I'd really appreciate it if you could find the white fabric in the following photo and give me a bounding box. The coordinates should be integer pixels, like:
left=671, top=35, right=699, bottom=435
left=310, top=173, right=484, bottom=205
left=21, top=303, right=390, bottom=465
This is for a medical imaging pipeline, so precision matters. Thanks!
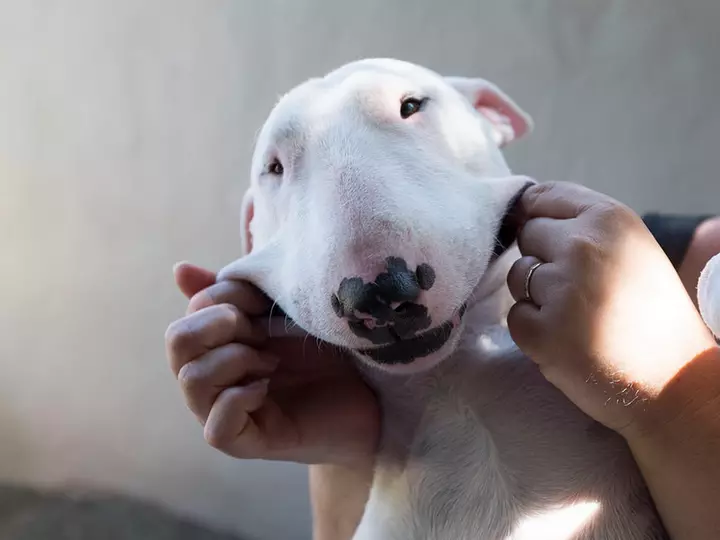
left=699, top=255, right=720, bottom=338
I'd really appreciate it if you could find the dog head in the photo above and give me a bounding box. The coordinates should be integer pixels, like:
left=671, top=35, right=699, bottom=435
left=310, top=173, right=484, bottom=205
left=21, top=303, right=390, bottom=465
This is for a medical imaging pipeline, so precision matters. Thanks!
left=218, top=58, right=535, bottom=373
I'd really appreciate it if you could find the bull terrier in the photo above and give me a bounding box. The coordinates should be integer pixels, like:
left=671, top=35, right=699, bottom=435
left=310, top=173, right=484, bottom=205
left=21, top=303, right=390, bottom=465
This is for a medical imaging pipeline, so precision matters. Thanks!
left=217, top=58, right=668, bottom=540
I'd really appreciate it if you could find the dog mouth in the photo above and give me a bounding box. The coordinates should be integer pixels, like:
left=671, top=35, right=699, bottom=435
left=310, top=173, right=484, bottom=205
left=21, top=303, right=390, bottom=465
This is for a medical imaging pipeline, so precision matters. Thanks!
left=356, top=303, right=467, bottom=365
left=263, top=181, right=532, bottom=365
left=356, top=182, right=531, bottom=366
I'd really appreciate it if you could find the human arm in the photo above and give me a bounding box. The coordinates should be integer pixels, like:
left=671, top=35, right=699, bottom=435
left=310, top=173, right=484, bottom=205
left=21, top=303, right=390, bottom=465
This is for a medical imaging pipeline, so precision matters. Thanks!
left=307, top=205, right=720, bottom=540
left=166, top=263, right=379, bottom=540
left=642, top=213, right=720, bottom=309
left=506, top=182, right=720, bottom=539
left=306, top=201, right=720, bottom=540
left=309, top=463, right=374, bottom=540
left=623, top=345, right=720, bottom=540
left=631, top=219, right=720, bottom=538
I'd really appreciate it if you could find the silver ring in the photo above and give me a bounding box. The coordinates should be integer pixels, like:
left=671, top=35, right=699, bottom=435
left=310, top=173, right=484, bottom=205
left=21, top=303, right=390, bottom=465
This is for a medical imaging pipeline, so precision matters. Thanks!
left=523, top=261, right=544, bottom=304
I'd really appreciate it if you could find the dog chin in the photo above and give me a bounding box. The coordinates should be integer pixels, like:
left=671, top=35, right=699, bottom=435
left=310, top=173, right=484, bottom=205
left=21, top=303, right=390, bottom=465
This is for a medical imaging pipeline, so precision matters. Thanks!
left=351, top=303, right=467, bottom=373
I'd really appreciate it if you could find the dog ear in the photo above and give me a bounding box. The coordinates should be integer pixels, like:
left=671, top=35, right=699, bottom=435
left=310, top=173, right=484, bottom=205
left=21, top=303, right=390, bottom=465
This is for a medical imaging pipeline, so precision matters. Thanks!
left=239, top=188, right=255, bottom=256
left=445, top=76, right=533, bottom=147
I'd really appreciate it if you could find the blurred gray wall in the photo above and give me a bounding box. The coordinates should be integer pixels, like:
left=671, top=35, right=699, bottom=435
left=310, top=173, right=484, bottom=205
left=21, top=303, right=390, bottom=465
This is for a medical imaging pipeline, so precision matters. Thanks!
left=0, top=1, right=718, bottom=539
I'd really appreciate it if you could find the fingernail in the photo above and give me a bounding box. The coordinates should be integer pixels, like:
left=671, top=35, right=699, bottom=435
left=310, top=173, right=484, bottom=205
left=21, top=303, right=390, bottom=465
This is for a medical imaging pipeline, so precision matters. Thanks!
left=173, top=261, right=188, bottom=273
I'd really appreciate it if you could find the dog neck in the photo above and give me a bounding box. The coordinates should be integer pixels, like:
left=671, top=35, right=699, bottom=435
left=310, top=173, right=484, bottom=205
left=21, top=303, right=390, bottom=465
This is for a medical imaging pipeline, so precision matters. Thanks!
left=465, top=244, right=520, bottom=329
left=352, top=245, right=522, bottom=466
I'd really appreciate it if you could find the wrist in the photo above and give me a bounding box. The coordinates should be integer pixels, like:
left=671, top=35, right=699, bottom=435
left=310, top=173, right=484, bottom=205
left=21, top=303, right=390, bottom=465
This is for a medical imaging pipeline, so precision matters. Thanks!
left=328, top=449, right=377, bottom=469
left=620, top=345, right=720, bottom=448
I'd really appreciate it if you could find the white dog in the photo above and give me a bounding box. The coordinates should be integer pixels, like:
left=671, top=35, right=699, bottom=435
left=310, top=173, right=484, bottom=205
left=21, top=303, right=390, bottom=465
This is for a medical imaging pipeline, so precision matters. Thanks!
left=218, top=59, right=668, bottom=539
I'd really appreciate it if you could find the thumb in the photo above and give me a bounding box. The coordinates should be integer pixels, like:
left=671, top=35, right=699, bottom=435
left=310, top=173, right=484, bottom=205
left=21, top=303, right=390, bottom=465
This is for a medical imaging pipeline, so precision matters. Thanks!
left=174, top=261, right=217, bottom=299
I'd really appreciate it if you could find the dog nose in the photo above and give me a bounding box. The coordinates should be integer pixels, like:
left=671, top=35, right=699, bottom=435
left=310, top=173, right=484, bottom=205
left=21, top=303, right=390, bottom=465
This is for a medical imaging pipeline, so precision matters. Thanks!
left=331, top=257, right=436, bottom=345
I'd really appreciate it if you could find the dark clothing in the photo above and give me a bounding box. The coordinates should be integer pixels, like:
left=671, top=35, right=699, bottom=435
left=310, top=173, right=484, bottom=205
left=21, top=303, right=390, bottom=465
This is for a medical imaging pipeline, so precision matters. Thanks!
left=642, top=213, right=713, bottom=270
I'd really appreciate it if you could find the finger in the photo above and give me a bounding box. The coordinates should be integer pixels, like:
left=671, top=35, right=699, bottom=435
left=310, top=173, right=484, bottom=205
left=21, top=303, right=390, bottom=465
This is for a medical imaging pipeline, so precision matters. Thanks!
left=507, top=257, right=557, bottom=306
left=204, top=382, right=270, bottom=457
left=174, top=262, right=216, bottom=299
left=177, top=343, right=279, bottom=422
left=516, top=216, right=573, bottom=262
left=506, top=300, right=545, bottom=362
left=187, top=279, right=272, bottom=316
left=519, top=181, right=613, bottom=221
left=166, top=304, right=266, bottom=375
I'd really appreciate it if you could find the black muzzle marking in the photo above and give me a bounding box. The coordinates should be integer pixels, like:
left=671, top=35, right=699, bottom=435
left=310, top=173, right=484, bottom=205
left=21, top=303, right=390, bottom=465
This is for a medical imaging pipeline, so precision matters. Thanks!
left=357, top=301, right=468, bottom=365
left=266, top=182, right=533, bottom=366
left=331, top=257, right=435, bottom=346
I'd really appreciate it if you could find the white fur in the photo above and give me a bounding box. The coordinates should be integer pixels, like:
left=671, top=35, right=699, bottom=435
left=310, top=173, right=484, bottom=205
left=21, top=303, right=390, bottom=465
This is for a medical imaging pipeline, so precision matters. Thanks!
left=698, top=254, right=720, bottom=338
left=219, top=59, right=667, bottom=539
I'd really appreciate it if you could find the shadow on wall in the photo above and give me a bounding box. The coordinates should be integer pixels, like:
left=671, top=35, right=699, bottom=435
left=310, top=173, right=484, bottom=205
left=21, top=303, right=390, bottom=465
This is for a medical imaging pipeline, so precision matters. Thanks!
left=0, top=398, right=246, bottom=539
left=0, top=401, right=33, bottom=483
left=0, top=483, right=245, bottom=540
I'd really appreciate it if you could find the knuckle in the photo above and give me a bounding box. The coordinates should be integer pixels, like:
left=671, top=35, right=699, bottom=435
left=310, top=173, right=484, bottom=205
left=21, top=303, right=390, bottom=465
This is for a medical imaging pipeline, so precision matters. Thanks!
left=567, top=234, right=604, bottom=266
left=204, top=424, right=230, bottom=451
left=187, top=289, right=212, bottom=313
left=216, top=302, right=241, bottom=327
left=203, top=280, right=268, bottom=314
left=177, top=362, right=203, bottom=395
left=552, top=280, right=579, bottom=307
left=165, top=318, right=194, bottom=358
left=517, top=220, right=537, bottom=249
left=529, top=180, right=557, bottom=198
left=234, top=340, right=258, bottom=357
left=594, top=201, right=636, bottom=229
left=231, top=343, right=265, bottom=370
left=506, top=303, right=522, bottom=330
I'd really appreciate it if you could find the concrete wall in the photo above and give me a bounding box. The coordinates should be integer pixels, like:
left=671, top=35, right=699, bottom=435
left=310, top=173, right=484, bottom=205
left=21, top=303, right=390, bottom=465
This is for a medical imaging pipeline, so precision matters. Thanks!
left=0, top=1, right=718, bottom=539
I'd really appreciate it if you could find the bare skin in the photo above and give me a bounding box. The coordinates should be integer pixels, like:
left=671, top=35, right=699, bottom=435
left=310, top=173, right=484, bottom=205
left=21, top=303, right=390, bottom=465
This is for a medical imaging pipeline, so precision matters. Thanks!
left=168, top=264, right=376, bottom=540
left=506, top=182, right=720, bottom=539
left=166, top=183, right=720, bottom=540
left=506, top=182, right=716, bottom=435
left=166, top=265, right=379, bottom=467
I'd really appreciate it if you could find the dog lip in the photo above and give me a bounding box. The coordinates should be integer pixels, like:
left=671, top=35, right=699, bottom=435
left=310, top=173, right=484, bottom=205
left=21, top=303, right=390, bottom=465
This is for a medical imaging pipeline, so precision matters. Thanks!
left=357, top=321, right=454, bottom=365
left=356, top=303, right=467, bottom=365
left=490, top=180, right=535, bottom=262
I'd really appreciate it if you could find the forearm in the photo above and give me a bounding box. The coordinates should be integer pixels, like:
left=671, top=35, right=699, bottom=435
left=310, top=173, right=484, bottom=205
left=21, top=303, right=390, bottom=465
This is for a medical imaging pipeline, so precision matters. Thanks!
left=309, top=462, right=374, bottom=540
left=623, top=345, right=720, bottom=539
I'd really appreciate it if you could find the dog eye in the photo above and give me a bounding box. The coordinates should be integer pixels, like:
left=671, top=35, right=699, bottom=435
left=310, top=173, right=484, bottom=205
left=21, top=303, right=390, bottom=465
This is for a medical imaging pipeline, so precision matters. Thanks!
left=267, top=159, right=284, bottom=175
left=400, top=97, right=427, bottom=119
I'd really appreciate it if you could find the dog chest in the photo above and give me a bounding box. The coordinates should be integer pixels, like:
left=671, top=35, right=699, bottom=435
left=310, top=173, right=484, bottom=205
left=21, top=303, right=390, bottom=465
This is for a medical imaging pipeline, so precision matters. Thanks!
left=354, top=342, right=667, bottom=540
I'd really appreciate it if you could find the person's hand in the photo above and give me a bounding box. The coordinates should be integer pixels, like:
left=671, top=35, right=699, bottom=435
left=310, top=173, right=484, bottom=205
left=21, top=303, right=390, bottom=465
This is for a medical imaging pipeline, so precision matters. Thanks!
left=505, top=181, right=718, bottom=437
left=165, top=263, right=380, bottom=466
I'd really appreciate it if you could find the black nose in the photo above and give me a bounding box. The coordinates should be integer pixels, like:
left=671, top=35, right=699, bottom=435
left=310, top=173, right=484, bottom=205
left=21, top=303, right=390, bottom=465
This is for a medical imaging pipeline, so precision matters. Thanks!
left=331, top=257, right=436, bottom=345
